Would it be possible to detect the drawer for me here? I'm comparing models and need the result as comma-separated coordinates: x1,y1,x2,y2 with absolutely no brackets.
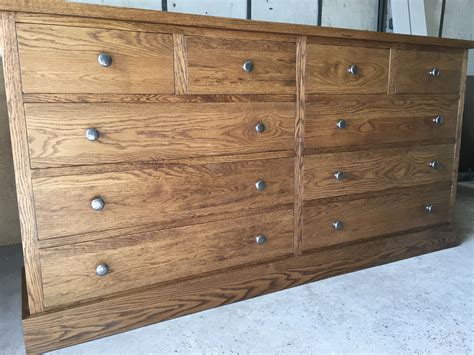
305,99,458,149
186,36,296,94
17,24,174,94
33,157,294,240
40,209,294,308
25,102,295,168
393,50,464,94
304,144,454,200
303,184,451,251
306,44,389,94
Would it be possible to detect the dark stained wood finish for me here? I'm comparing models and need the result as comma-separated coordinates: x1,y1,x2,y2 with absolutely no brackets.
186,35,296,94
304,144,454,200
16,23,174,94
25,102,294,168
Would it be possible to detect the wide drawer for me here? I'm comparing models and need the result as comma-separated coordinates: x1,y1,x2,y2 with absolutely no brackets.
303,184,451,250
39,209,294,309
393,50,464,94
305,99,458,149
17,24,174,94
304,144,454,200
306,44,389,94
186,36,296,94
33,157,294,240
25,102,295,168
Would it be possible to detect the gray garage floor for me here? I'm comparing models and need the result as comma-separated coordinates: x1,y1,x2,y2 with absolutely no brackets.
1,183,473,355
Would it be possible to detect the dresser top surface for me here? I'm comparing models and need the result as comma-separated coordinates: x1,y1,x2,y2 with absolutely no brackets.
1,0,473,49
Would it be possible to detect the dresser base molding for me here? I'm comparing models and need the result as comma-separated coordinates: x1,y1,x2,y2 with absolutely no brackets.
22,224,460,354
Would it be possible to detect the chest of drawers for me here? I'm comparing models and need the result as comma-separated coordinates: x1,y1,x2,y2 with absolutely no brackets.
1,2,472,353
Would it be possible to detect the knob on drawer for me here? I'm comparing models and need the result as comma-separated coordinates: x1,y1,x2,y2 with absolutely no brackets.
85,128,100,141
425,204,434,213
255,235,267,245
336,119,346,129
98,53,113,67
433,116,444,125
429,160,441,169
255,179,266,191
428,68,440,77
96,263,109,276
333,220,343,230
347,64,358,75
242,60,254,73
255,122,266,133
334,170,345,181
91,197,105,211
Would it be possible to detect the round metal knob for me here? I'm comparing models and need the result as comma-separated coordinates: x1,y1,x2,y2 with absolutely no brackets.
85,128,99,141
91,197,105,211
255,179,266,191
255,122,266,133
336,119,346,129
347,64,358,75
429,68,440,77
334,170,345,181
243,60,254,73
255,235,267,245
425,204,434,213
98,53,112,67
429,160,440,169
433,116,444,125
333,220,343,230
96,263,109,276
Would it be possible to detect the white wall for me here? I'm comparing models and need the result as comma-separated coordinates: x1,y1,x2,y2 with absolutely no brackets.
168,0,247,18
322,0,378,31
252,0,319,25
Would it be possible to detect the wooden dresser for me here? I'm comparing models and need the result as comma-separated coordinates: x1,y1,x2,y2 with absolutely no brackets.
1,1,472,353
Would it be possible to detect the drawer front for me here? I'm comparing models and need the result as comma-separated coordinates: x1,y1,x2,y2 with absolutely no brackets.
394,50,464,94
186,36,296,94
33,157,294,240
305,99,458,149
306,44,389,94
17,24,174,94
303,184,451,250
40,209,294,308
304,144,454,200
25,102,295,168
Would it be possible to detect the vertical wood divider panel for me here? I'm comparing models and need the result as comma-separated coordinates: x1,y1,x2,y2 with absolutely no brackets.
294,36,306,256
388,48,397,95
173,33,188,94
1,12,44,313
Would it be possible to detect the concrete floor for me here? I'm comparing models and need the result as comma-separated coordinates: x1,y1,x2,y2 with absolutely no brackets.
1,183,473,354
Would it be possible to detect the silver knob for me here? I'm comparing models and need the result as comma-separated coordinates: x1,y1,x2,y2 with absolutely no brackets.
85,128,99,141
98,53,112,67
429,68,440,77
255,179,266,191
255,235,267,245
433,116,444,125
334,170,345,181
333,220,343,230
429,160,440,169
425,204,434,213
347,64,358,75
91,197,105,211
243,60,254,73
255,122,266,133
336,119,346,129
96,263,109,276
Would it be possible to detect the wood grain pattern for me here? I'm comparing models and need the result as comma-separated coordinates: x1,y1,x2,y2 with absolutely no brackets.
173,33,188,94
33,157,294,240
25,102,295,168
0,13,44,314
304,144,454,200
186,35,296,94
303,184,451,250
16,23,174,94
23,224,460,354
40,209,294,309
394,50,464,94
305,99,458,149
306,44,390,94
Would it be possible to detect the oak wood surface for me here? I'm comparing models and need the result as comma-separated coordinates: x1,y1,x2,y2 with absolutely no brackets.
186,35,296,94
306,44,390,94
173,33,188,94
304,144,454,200
33,157,294,240
25,102,295,168
17,23,174,94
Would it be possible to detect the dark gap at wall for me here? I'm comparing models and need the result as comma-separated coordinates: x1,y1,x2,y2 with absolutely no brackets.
459,76,474,180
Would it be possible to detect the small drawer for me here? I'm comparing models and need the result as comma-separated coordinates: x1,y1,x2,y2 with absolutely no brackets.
305,99,458,149
25,102,295,168
39,209,294,308
17,24,174,94
303,184,451,251
32,157,294,240
304,144,454,200
186,36,296,94
306,44,390,94
393,50,464,94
